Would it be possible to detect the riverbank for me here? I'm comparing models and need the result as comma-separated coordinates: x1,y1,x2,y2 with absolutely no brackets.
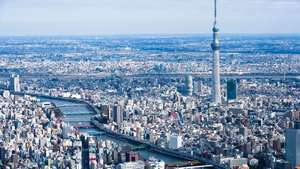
26,92,189,164
8,91,227,168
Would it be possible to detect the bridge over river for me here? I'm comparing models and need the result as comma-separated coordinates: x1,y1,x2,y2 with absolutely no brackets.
10,91,228,169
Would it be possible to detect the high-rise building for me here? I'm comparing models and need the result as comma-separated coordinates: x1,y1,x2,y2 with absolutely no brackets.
211,0,221,105
111,105,123,124
10,74,21,92
286,121,300,168
185,75,193,96
80,135,89,169
100,104,111,119
227,79,237,101
169,135,183,149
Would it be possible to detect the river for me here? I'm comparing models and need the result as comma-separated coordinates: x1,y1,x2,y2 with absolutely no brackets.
39,97,185,164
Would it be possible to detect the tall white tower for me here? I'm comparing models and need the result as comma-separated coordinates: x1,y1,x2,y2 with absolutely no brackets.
185,75,193,96
211,0,221,104
10,74,21,92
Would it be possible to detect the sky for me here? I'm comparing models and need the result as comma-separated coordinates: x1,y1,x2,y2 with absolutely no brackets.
0,0,299,36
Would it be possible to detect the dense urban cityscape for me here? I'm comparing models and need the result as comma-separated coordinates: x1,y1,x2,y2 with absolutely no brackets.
1,0,300,169
0,33,299,169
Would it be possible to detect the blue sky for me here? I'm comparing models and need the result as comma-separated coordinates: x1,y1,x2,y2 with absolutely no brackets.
0,0,299,35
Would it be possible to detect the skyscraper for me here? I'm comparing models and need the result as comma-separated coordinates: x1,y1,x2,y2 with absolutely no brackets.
211,0,221,104
10,74,21,92
111,105,123,124
227,79,237,101
185,75,193,96
286,122,300,168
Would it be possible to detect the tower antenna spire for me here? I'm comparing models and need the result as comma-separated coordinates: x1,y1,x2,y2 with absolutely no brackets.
214,0,217,27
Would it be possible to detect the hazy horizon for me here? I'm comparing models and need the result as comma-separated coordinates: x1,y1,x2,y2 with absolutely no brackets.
1,33,300,38
0,0,299,36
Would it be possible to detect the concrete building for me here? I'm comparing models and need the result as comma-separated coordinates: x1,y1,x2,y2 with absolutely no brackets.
185,75,193,96
169,135,183,149
111,105,124,124
10,74,21,92
227,79,237,101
